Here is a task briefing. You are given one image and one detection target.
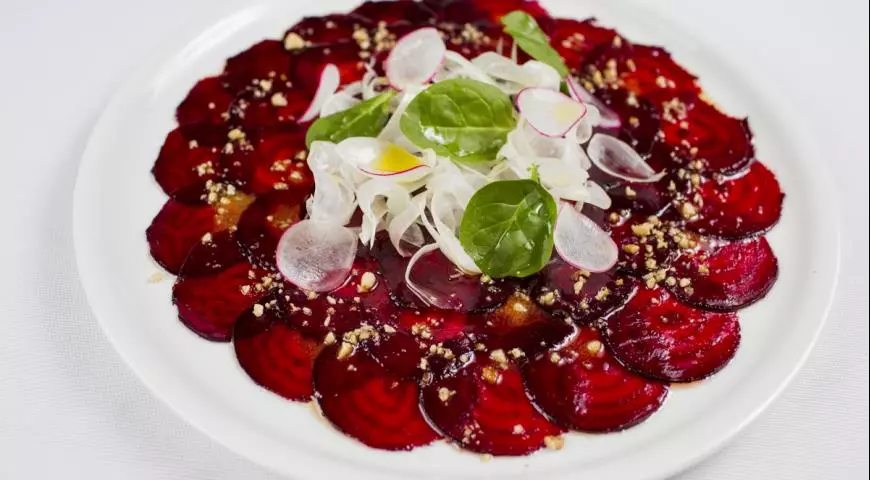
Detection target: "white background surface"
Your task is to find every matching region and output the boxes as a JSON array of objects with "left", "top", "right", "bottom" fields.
[{"left": 0, "top": 0, "right": 867, "bottom": 479}]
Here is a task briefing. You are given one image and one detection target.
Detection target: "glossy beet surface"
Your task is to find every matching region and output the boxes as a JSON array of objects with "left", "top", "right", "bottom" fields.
[{"left": 146, "top": 0, "right": 782, "bottom": 454}]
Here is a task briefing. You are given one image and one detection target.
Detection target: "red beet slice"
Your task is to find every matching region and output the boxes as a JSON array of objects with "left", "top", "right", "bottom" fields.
[
  {"left": 469, "top": 293, "right": 576, "bottom": 358},
  {"left": 289, "top": 42, "right": 367, "bottom": 93},
  {"left": 584, "top": 43, "right": 700, "bottom": 101},
  {"left": 314, "top": 343, "right": 440, "bottom": 450},
  {"left": 367, "top": 329, "right": 427, "bottom": 380},
  {"left": 550, "top": 18, "right": 618, "bottom": 74},
  {"left": 178, "top": 230, "right": 243, "bottom": 277},
  {"left": 147, "top": 200, "right": 220, "bottom": 275},
  {"left": 603, "top": 287, "right": 740, "bottom": 382},
  {"left": 151, "top": 125, "right": 224, "bottom": 203},
  {"left": 222, "top": 40, "right": 293, "bottom": 94},
  {"left": 593, "top": 87, "right": 663, "bottom": 157},
  {"left": 440, "top": 0, "right": 550, "bottom": 24},
  {"left": 236, "top": 190, "right": 306, "bottom": 269},
  {"left": 228, "top": 85, "right": 312, "bottom": 130},
  {"left": 396, "top": 308, "right": 469, "bottom": 343},
  {"left": 532, "top": 257, "right": 638, "bottom": 325},
  {"left": 173, "top": 262, "right": 271, "bottom": 341},
  {"left": 685, "top": 162, "right": 784, "bottom": 239},
  {"left": 240, "top": 127, "right": 314, "bottom": 195},
  {"left": 352, "top": 1, "right": 437, "bottom": 25},
  {"left": 604, "top": 174, "right": 677, "bottom": 217},
  {"left": 659, "top": 99, "right": 755, "bottom": 176},
  {"left": 669, "top": 237, "right": 779, "bottom": 312},
  {"left": 234, "top": 298, "right": 321, "bottom": 400},
  {"left": 609, "top": 216, "right": 680, "bottom": 276},
  {"left": 176, "top": 76, "right": 233, "bottom": 125},
  {"left": 286, "top": 14, "right": 372, "bottom": 47},
  {"left": 524, "top": 327, "right": 668, "bottom": 432},
  {"left": 421, "top": 358, "right": 562, "bottom": 455}
]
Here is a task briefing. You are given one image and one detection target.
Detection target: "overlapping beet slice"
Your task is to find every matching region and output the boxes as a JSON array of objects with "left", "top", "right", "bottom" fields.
[
  {"left": 286, "top": 14, "right": 372, "bottom": 47},
  {"left": 469, "top": 293, "right": 575, "bottom": 358},
  {"left": 147, "top": 200, "right": 221, "bottom": 275},
  {"left": 151, "top": 125, "right": 225, "bottom": 203},
  {"left": 669, "top": 237, "right": 779, "bottom": 312},
  {"left": 685, "top": 162, "right": 784, "bottom": 239},
  {"left": 352, "top": 1, "right": 437, "bottom": 25},
  {"left": 234, "top": 297, "right": 321, "bottom": 400},
  {"left": 289, "top": 42, "right": 368, "bottom": 93},
  {"left": 178, "top": 230, "right": 243, "bottom": 277},
  {"left": 421, "top": 357, "right": 563, "bottom": 455},
  {"left": 604, "top": 287, "right": 740, "bottom": 382},
  {"left": 609, "top": 216, "right": 681, "bottom": 276},
  {"left": 532, "top": 257, "right": 638, "bottom": 325},
  {"left": 584, "top": 42, "right": 699, "bottom": 102},
  {"left": 315, "top": 342, "right": 440, "bottom": 450},
  {"left": 524, "top": 327, "right": 668, "bottom": 432},
  {"left": 173, "top": 262, "right": 272, "bottom": 341},
  {"left": 222, "top": 40, "right": 294, "bottom": 94},
  {"left": 438, "top": 0, "right": 550, "bottom": 24},
  {"left": 228, "top": 85, "right": 312, "bottom": 130},
  {"left": 236, "top": 191, "right": 306, "bottom": 269},
  {"left": 549, "top": 18, "right": 618, "bottom": 74},
  {"left": 176, "top": 76, "right": 234, "bottom": 126}
]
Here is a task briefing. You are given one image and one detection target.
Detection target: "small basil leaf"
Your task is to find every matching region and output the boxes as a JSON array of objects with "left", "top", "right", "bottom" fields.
[
  {"left": 459, "top": 179, "right": 558, "bottom": 278},
  {"left": 501, "top": 11, "right": 570, "bottom": 77},
  {"left": 305, "top": 91, "right": 397, "bottom": 148},
  {"left": 400, "top": 78, "right": 517, "bottom": 163}
]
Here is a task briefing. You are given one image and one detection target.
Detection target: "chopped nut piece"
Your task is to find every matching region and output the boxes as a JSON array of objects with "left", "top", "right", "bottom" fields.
[
  {"left": 147, "top": 271, "right": 165, "bottom": 283},
  {"left": 666, "top": 276, "right": 677, "bottom": 287},
  {"left": 645, "top": 258, "right": 658, "bottom": 270},
  {"left": 383, "top": 324, "right": 396, "bottom": 334},
  {"left": 544, "top": 435, "right": 565, "bottom": 450},
  {"left": 538, "top": 291, "right": 556, "bottom": 306},
  {"left": 227, "top": 128, "right": 245, "bottom": 141},
  {"left": 679, "top": 278, "right": 692, "bottom": 288},
  {"left": 680, "top": 202, "right": 698, "bottom": 219},
  {"left": 698, "top": 264, "right": 710, "bottom": 274},
  {"left": 284, "top": 32, "right": 306, "bottom": 50},
  {"left": 573, "top": 277, "right": 587, "bottom": 295},
  {"left": 508, "top": 348, "right": 525, "bottom": 359},
  {"left": 324, "top": 332, "right": 337, "bottom": 345},
  {"left": 481, "top": 366, "right": 502, "bottom": 384},
  {"left": 200, "top": 232, "right": 213, "bottom": 243},
  {"left": 270, "top": 92, "right": 288, "bottom": 107},
  {"left": 512, "top": 424, "right": 526, "bottom": 435},
  {"left": 336, "top": 341, "right": 354, "bottom": 360},
  {"left": 595, "top": 287, "right": 610, "bottom": 301},
  {"left": 623, "top": 244, "right": 641, "bottom": 254},
  {"left": 625, "top": 186, "right": 637, "bottom": 198},
  {"left": 489, "top": 349, "right": 508, "bottom": 365},
  {"left": 631, "top": 222, "right": 654, "bottom": 237},
  {"left": 357, "top": 272, "right": 378, "bottom": 293},
  {"left": 586, "top": 340, "right": 603, "bottom": 355},
  {"left": 438, "top": 387, "right": 455, "bottom": 402},
  {"left": 549, "top": 352, "right": 562, "bottom": 363},
  {"left": 252, "top": 304, "right": 265, "bottom": 317}
]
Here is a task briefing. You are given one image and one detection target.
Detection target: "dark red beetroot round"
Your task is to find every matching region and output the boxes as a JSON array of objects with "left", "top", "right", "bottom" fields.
[
  {"left": 173, "top": 262, "right": 272, "bottom": 341},
  {"left": 593, "top": 86, "right": 663, "bottom": 157},
  {"left": 245, "top": 128, "right": 314, "bottom": 195},
  {"left": 685, "top": 162, "right": 784, "bottom": 240},
  {"left": 439, "top": 0, "right": 550, "bottom": 24},
  {"left": 421, "top": 357, "right": 563, "bottom": 455},
  {"left": 438, "top": 21, "right": 514, "bottom": 62},
  {"left": 604, "top": 174, "right": 677, "bottom": 217},
  {"left": 584, "top": 43, "right": 699, "bottom": 102},
  {"left": 532, "top": 257, "right": 638, "bottom": 325},
  {"left": 228, "top": 85, "right": 313, "bottom": 130},
  {"left": 669, "top": 237, "right": 779, "bottom": 312},
  {"left": 469, "top": 293, "right": 576, "bottom": 358},
  {"left": 147, "top": 200, "right": 220, "bottom": 275},
  {"left": 234, "top": 297, "right": 321, "bottom": 401},
  {"left": 352, "top": 1, "right": 437, "bottom": 25},
  {"left": 603, "top": 287, "right": 740, "bottom": 382},
  {"left": 151, "top": 125, "right": 223, "bottom": 203},
  {"left": 524, "top": 327, "right": 668, "bottom": 432},
  {"left": 659, "top": 100, "right": 755, "bottom": 176},
  {"left": 178, "top": 230, "right": 243, "bottom": 277},
  {"left": 366, "top": 328, "right": 427, "bottom": 380},
  {"left": 396, "top": 309, "right": 469, "bottom": 344},
  {"left": 236, "top": 191, "right": 306, "bottom": 269},
  {"left": 314, "top": 342, "right": 440, "bottom": 450},
  {"left": 549, "top": 18, "right": 618, "bottom": 74},
  {"left": 176, "top": 76, "right": 234, "bottom": 126},
  {"left": 286, "top": 14, "right": 372, "bottom": 47},
  {"left": 222, "top": 40, "right": 294, "bottom": 94},
  {"left": 609, "top": 216, "right": 680, "bottom": 277},
  {"left": 289, "top": 42, "right": 368, "bottom": 93}
]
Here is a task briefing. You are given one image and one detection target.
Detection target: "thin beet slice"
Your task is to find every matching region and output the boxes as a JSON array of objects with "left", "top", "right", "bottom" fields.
[
  {"left": 593, "top": 87, "right": 663, "bottom": 157},
  {"left": 351, "top": 1, "right": 437, "bottom": 25},
  {"left": 609, "top": 216, "right": 680, "bottom": 277},
  {"left": 532, "top": 257, "right": 638, "bottom": 325},
  {"left": 367, "top": 329, "right": 426, "bottom": 380},
  {"left": 669, "top": 237, "right": 779, "bottom": 312},
  {"left": 176, "top": 76, "right": 233, "bottom": 126},
  {"left": 397, "top": 309, "right": 469, "bottom": 344},
  {"left": 440, "top": 0, "right": 550, "bottom": 24},
  {"left": 233, "top": 127, "right": 314, "bottom": 195},
  {"left": 550, "top": 18, "right": 618, "bottom": 74},
  {"left": 604, "top": 174, "right": 676, "bottom": 216},
  {"left": 289, "top": 42, "right": 368, "bottom": 93},
  {"left": 685, "top": 162, "right": 784, "bottom": 239},
  {"left": 173, "top": 262, "right": 272, "bottom": 341},
  {"left": 524, "top": 327, "right": 668, "bottom": 432},
  {"left": 236, "top": 191, "right": 306, "bottom": 269},
  {"left": 147, "top": 200, "right": 220, "bottom": 275},
  {"left": 222, "top": 40, "right": 293, "bottom": 94},
  {"left": 151, "top": 126, "right": 222, "bottom": 203},
  {"left": 286, "top": 14, "right": 372, "bottom": 47},
  {"left": 229, "top": 85, "right": 312, "bottom": 130},
  {"left": 469, "top": 293, "right": 576, "bottom": 358},
  {"left": 314, "top": 343, "right": 440, "bottom": 450},
  {"left": 584, "top": 43, "right": 699, "bottom": 101},
  {"left": 234, "top": 298, "right": 321, "bottom": 400},
  {"left": 659, "top": 99, "right": 755, "bottom": 176},
  {"left": 603, "top": 287, "right": 740, "bottom": 382},
  {"left": 421, "top": 358, "right": 563, "bottom": 456},
  {"left": 178, "top": 230, "right": 243, "bottom": 277}
]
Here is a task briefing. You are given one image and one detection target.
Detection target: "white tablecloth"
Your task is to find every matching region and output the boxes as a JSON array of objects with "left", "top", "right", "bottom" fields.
[{"left": 1, "top": 0, "right": 867, "bottom": 478}]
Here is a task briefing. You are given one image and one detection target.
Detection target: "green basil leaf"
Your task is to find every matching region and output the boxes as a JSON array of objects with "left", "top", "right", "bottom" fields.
[
  {"left": 305, "top": 91, "right": 397, "bottom": 148},
  {"left": 501, "top": 11, "right": 570, "bottom": 77},
  {"left": 400, "top": 78, "right": 517, "bottom": 163},
  {"left": 459, "top": 179, "right": 558, "bottom": 278}
]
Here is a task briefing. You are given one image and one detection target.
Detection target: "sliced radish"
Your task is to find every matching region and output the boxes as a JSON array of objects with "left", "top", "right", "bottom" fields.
[
  {"left": 306, "top": 142, "right": 357, "bottom": 225},
  {"left": 385, "top": 27, "right": 446, "bottom": 91},
  {"left": 567, "top": 76, "right": 621, "bottom": 129},
  {"left": 336, "top": 137, "right": 432, "bottom": 182},
  {"left": 388, "top": 192, "right": 428, "bottom": 257},
  {"left": 554, "top": 203, "right": 619, "bottom": 273},
  {"left": 275, "top": 219, "right": 358, "bottom": 292},
  {"left": 471, "top": 53, "right": 560, "bottom": 92},
  {"left": 299, "top": 64, "right": 341, "bottom": 123},
  {"left": 516, "top": 87, "right": 587, "bottom": 138},
  {"left": 404, "top": 244, "right": 464, "bottom": 310},
  {"left": 586, "top": 133, "right": 665, "bottom": 183}
]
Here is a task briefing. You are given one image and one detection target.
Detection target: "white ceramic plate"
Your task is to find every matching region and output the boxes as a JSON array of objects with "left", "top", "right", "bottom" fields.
[{"left": 73, "top": 0, "right": 841, "bottom": 478}]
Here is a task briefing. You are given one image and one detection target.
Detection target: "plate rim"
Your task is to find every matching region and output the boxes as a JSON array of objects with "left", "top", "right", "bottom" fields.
[{"left": 72, "top": 0, "right": 842, "bottom": 479}]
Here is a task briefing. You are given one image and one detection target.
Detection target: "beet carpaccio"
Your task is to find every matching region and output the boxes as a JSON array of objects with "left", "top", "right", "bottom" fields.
[{"left": 147, "top": 0, "right": 783, "bottom": 456}]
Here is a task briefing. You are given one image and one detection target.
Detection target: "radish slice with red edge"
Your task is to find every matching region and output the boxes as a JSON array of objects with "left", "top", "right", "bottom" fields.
[
  {"left": 404, "top": 244, "right": 464, "bottom": 310},
  {"left": 567, "top": 76, "right": 621, "bottom": 129},
  {"left": 586, "top": 133, "right": 665, "bottom": 183},
  {"left": 516, "top": 87, "right": 587, "bottom": 138},
  {"left": 275, "top": 219, "right": 358, "bottom": 292},
  {"left": 299, "top": 64, "right": 341, "bottom": 123},
  {"left": 554, "top": 203, "right": 619, "bottom": 273},
  {"left": 385, "top": 27, "right": 446, "bottom": 91}
]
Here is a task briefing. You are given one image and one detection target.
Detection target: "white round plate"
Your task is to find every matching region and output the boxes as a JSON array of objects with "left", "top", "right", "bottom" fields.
[{"left": 73, "top": 0, "right": 841, "bottom": 478}]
